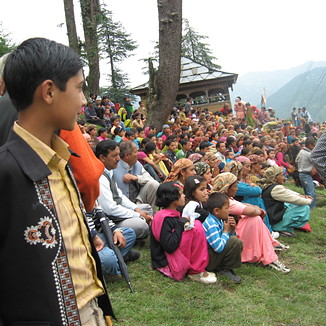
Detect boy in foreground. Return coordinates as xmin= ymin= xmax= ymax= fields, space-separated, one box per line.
xmin=0 ymin=38 xmax=114 ymax=325
xmin=203 ymin=192 xmax=243 ymax=283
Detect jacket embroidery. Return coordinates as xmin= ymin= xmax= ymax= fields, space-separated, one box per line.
xmin=35 ymin=177 xmax=81 ymax=326
xmin=24 ymin=216 xmax=57 ymax=248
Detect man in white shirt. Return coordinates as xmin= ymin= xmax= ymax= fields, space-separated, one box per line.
xmin=96 ymin=140 xmax=151 ymax=239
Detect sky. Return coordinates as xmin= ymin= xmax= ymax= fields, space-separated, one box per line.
xmin=1 ymin=0 xmax=325 ymax=88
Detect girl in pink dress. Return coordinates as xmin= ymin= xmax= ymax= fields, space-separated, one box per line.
xmin=211 ymin=172 xmax=291 ymax=273
xmin=150 ymin=182 xmax=216 ymax=283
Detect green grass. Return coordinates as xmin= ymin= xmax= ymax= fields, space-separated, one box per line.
xmin=107 ymin=183 xmax=326 ymax=326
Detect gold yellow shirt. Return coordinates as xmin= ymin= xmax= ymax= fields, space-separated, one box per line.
xmin=13 ymin=122 xmax=104 ymax=309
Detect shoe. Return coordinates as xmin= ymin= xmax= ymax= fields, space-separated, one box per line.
xmin=268 ymin=260 xmax=291 ymax=273
xmin=123 ymin=249 xmax=140 ymax=263
xmin=219 ymin=270 xmax=241 ymax=284
xmin=206 ymin=271 xmax=216 ymax=278
xmin=279 ymin=231 xmax=296 ymax=238
xmin=187 ymin=272 xmax=217 ymax=284
xmin=271 ymin=231 xmax=280 ymax=239
xmin=274 ymin=243 xmax=290 ymax=251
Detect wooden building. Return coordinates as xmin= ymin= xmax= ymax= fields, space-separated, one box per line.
xmin=131 ymin=57 xmax=238 ymax=112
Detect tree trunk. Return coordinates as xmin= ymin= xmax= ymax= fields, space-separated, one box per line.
xmin=80 ymin=0 xmax=101 ymax=94
xmin=146 ymin=0 xmax=182 ymax=131
xmin=63 ymin=0 xmax=80 ymax=55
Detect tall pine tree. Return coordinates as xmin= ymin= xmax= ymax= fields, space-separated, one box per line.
xmin=98 ymin=7 xmax=137 ymax=90
xmin=182 ymin=19 xmax=220 ymax=70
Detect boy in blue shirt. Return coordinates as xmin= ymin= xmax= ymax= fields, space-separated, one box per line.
xmin=203 ymin=192 xmax=243 ymax=283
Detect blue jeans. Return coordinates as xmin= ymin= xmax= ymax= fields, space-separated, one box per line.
xmin=97 ymin=227 xmax=136 ymax=275
xmin=144 ymin=163 xmax=162 ymax=182
xmin=299 ymin=172 xmax=316 ymax=209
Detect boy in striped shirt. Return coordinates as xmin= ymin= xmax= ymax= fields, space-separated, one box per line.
xmin=203 ymin=192 xmax=243 ymax=283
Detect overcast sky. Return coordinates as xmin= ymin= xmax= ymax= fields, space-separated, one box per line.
xmin=1 ymin=0 xmax=325 ymax=87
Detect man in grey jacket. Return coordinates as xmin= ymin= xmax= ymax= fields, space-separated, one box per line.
xmin=297 ymin=137 xmax=316 ymax=208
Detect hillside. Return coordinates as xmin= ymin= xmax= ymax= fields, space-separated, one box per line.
xmin=230 ymin=61 xmax=326 ymax=106
xmin=267 ymin=66 xmax=326 ymax=122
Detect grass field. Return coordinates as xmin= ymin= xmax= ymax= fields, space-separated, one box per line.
xmin=107 ymin=183 xmax=326 ymax=326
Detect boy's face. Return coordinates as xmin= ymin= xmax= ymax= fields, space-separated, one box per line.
xmin=215 ymin=202 xmax=229 ymax=220
xmin=52 ymin=69 xmax=86 ymax=131
xmin=168 ymin=141 xmax=177 ymax=152
xmin=268 ymin=151 xmax=275 ymax=159
xmin=138 ymin=131 xmax=145 ymax=138
xmin=183 ymin=141 xmax=192 ymax=151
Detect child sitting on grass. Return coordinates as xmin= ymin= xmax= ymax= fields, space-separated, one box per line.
xmin=150 ymin=182 xmax=216 ymax=283
xmin=182 ymin=175 xmax=209 ymax=229
xmin=203 ymin=192 xmax=243 ymax=283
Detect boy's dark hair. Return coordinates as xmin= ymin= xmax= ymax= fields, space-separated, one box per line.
xmin=4 ymin=37 xmax=84 ymax=112
xmin=147 ymin=133 xmax=155 ymax=139
xmin=180 ymin=139 xmax=190 ymax=147
xmin=184 ymin=175 xmax=205 ymax=201
xmin=216 ymin=141 xmax=225 ymax=149
xmin=98 ymin=127 xmax=108 ymax=136
xmin=136 ymin=127 xmax=144 ymax=133
xmin=95 ymin=139 xmax=118 ymax=158
xmin=199 ymin=141 xmax=210 ymax=150
xmin=267 ymin=149 xmax=275 ymax=155
xmin=125 ymin=130 xmax=135 ymax=137
xmin=164 ymin=138 xmax=177 ymax=147
xmin=206 ymin=192 xmax=229 ymax=214
xmin=110 ymin=115 xmax=120 ymax=123
xmin=225 ymin=150 xmax=232 ymax=157
xmin=156 ymin=182 xmax=182 ymax=208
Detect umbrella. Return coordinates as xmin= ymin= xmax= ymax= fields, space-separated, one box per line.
xmin=95 ymin=207 xmax=134 ymax=293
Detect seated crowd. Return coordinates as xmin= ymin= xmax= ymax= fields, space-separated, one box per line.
xmin=79 ymin=94 xmax=322 ymax=284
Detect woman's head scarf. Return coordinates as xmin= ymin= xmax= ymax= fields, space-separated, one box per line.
xmin=211 ymin=172 xmax=237 ymax=194
xmin=188 ymin=153 xmax=203 ymax=163
xmin=235 ymin=155 xmax=250 ymax=163
xmin=165 ymin=158 xmax=193 ymax=182
xmin=194 ymin=162 xmax=210 ymax=176
xmin=224 ymin=161 xmax=243 ymax=177
xmin=258 ymin=166 xmax=283 ymax=189
xmin=202 ymin=152 xmax=216 ymax=162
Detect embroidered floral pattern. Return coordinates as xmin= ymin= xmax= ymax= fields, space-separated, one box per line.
xmin=24 ymin=216 xmax=57 ymax=248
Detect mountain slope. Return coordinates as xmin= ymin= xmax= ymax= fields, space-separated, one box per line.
xmin=231 ymin=61 xmax=326 ymax=105
xmin=266 ymin=67 xmax=326 ymax=122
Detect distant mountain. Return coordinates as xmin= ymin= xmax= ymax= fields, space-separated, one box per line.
xmin=230 ymin=61 xmax=326 ymax=106
xmin=266 ymin=67 xmax=326 ymax=122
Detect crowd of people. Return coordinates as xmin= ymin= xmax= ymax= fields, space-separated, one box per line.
xmin=0 ymin=37 xmax=325 ymax=324
xmin=74 ymin=91 xmax=324 ymax=286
